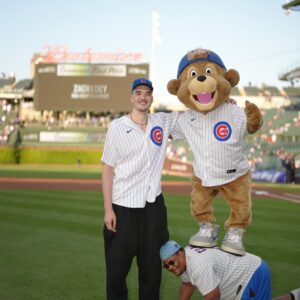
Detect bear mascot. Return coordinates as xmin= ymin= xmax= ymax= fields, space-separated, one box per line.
xmin=168 ymin=48 xmax=263 ymax=255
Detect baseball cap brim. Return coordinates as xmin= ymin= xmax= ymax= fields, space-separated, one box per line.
xmin=160 ymin=240 xmax=182 ymax=261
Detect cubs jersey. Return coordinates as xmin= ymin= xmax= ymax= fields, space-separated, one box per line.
xmin=181 ymin=246 xmax=261 ymax=299
xmin=172 ymin=103 xmax=250 ymax=186
xmin=101 ymin=112 xmax=179 ymax=208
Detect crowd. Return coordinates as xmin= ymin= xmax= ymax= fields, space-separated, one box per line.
xmin=166 ymin=143 xmax=190 ymax=162
xmin=1 ymin=94 xmax=299 ymax=179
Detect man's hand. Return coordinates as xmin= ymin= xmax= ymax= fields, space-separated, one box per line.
xmin=104 ymin=209 xmax=117 ymax=232
xmin=204 ymin=287 xmax=221 ymax=300
xmin=225 ymin=98 xmax=237 ymax=105
xmin=102 ymin=162 xmax=116 ymax=232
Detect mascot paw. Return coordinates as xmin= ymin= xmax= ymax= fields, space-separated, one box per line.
xmin=244 ymin=100 xmax=263 ymax=134
xmin=245 ymin=100 xmax=259 ymax=114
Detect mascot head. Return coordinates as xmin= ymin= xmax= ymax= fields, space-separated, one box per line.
xmin=168 ymin=48 xmax=240 ymax=113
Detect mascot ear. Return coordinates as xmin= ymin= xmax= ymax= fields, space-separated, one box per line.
xmin=225 ymin=69 xmax=240 ymax=87
xmin=167 ymin=79 xmax=181 ymax=95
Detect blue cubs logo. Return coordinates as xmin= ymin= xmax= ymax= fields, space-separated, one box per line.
xmin=150 ymin=126 xmax=163 ymax=146
xmin=213 ymin=121 xmax=232 ymax=141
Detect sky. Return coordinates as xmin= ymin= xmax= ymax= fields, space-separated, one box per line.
xmin=1 ymin=0 xmax=300 ymax=105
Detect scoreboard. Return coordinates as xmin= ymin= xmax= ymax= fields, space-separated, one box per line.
xmin=34 ymin=63 xmax=149 ymax=112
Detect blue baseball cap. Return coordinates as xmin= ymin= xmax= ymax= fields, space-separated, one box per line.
xmin=132 ymin=78 xmax=153 ymax=92
xmin=160 ymin=240 xmax=182 ymax=261
xmin=177 ymin=49 xmax=227 ymax=78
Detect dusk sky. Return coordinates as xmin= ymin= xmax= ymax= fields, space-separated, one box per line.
xmin=1 ymin=0 xmax=299 ymax=104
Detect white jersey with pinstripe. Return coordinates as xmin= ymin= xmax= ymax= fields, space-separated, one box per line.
xmin=101 ymin=112 xmax=179 ymax=208
xmin=172 ymin=103 xmax=249 ymax=186
xmin=181 ymin=246 xmax=261 ymax=300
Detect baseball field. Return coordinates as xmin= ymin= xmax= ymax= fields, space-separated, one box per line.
xmin=0 ymin=165 xmax=299 ymax=300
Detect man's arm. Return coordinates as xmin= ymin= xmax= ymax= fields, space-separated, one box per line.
xmin=179 ymin=282 xmax=195 ymax=300
xmin=203 ymin=287 xmax=221 ymax=300
xmin=102 ymin=162 xmax=116 ymax=232
xmin=179 ymin=281 xmax=220 ymax=300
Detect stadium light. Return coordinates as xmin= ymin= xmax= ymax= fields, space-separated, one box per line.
xmin=282 ymin=0 xmax=300 ymax=14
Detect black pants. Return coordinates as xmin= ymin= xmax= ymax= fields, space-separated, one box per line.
xmin=103 ymin=194 xmax=169 ymax=300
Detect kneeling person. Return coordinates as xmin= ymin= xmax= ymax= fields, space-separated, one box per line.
xmin=160 ymin=240 xmax=299 ymax=300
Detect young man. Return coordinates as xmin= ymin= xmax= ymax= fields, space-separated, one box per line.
xmin=160 ymin=240 xmax=300 ymax=300
xmin=101 ymin=78 xmax=179 ymax=300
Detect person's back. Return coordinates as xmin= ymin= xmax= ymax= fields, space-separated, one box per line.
xmin=183 ymin=246 xmax=261 ymax=299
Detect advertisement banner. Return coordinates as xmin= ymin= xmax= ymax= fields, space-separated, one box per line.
xmin=39 ymin=131 xmax=106 ymax=143
xmin=163 ymin=157 xmax=193 ymax=177
xmin=252 ymin=170 xmax=286 ymax=183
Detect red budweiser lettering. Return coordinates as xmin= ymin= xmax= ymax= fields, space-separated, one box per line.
xmin=40 ymin=46 xmax=143 ymax=63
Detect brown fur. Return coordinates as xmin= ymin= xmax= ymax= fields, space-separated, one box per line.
xmin=191 ymin=171 xmax=252 ymax=229
xmin=168 ymin=60 xmax=240 ymax=114
xmin=187 ymin=49 xmax=209 ymax=60
xmin=245 ymin=100 xmax=263 ymax=133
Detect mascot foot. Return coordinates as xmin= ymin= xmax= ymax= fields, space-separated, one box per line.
xmin=221 ymin=227 xmax=245 ymax=256
xmin=189 ymin=222 xmax=219 ymax=247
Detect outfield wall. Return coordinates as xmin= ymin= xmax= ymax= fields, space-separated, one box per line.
xmin=0 ymin=146 xmax=102 ymax=165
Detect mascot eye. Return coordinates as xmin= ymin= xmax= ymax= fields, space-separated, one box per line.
xmin=190 ymin=69 xmax=198 ymax=77
xmin=205 ymin=67 xmax=213 ymax=74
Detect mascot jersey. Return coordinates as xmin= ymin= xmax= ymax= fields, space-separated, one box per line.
xmin=172 ymin=103 xmax=250 ymax=186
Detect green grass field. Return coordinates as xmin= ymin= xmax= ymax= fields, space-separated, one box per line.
xmin=0 ymin=165 xmax=299 ymax=299
xmin=0 ymin=164 xmax=190 ymax=182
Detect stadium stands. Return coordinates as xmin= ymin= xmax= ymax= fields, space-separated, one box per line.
xmin=0 ymin=73 xmax=299 ymax=182
xmin=243 ymin=86 xmax=261 ymax=96
xmin=13 ymin=79 xmax=33 ymax=90
xmin=261 ymin=86 xmax=282 ymax=97
xmin=230 ymin=86 xmax=240 ymax=96
xmin=283 ymin=87 xmax=300 ymax=97
xmin=0 ymin=77 xmax=15 ymax=88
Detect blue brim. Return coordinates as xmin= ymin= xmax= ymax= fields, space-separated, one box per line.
xmin=160 ymin=240 xmax=182 ymax=261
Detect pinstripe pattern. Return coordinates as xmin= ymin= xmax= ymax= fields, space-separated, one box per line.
xmin=172 ymin=103 xmax=249 ymax=186
xmin=101 ymin=112 xmax=179 ymax=208
xmin=181 ymin=246 xmax=261 ymax=299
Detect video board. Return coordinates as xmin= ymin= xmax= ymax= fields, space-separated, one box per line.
xmin=34 ymin=63 xmax=149 ymax=112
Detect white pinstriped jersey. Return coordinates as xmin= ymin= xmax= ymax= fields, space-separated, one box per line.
xmin=181 ymin=246 xmax=261 ymax=300
xmin=101 ymin=112 xmax=179 ymax=208
xmin=172 ymin=103 xmax=250 ymax=186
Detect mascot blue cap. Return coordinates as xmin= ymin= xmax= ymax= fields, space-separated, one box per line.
xmin=177 ymin=49 xmax=226 ymax=78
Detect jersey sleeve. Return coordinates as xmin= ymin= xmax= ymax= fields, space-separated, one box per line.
xmin=234 ymin=105 xmax=248 ymax=137
xmin=189 ymin=260 xmax=220 ymax=296
xmin=101 ymin=122 xmax=119 ymax=167
xmin=181 ymin=272 xmax=191 ymax=283
xmin=170 ymin=112 xmax=185 ymax=140
xmin=159 ymin=111 xmax=184 ymax=140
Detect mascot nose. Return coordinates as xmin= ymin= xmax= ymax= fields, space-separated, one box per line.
xmin=197 ymin=75 xmax=206 ymax=82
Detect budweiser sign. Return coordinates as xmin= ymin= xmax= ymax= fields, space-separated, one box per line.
xmin=34 ymin=46 xmax=144 ymax=63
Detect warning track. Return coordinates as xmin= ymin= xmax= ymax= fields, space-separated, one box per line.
xmin=0 ymin=177 xmax=299 ymax=204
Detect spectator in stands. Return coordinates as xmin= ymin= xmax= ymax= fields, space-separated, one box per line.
xmin=166 ymin=144 xmax=176 ymax=159
xmin=282 ymin=154 xmax=294 ymax=183
xmin=176 ymin=146 xmax=187 ymax=162
xmin=160 ymin=240 xmax=300 ymax=300
xmin=290 ymin=156 xmax=296 ymax=184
